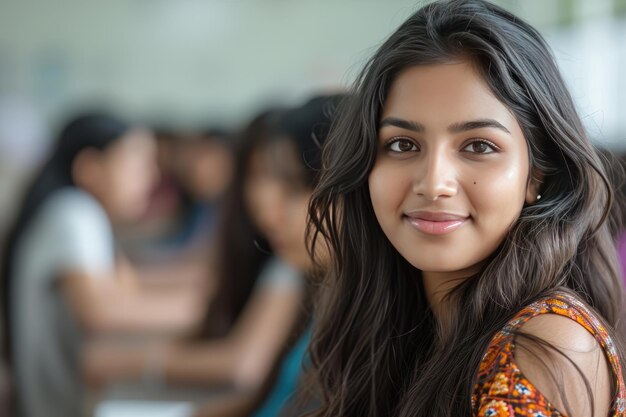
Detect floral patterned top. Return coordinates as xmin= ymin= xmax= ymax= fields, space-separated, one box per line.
xmin=472 ymin=291 xmax=626 ymax=416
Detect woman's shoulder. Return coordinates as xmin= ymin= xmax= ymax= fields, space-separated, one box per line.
xmin=20 ymin=187 xmax=109 ymax=246
xmin=45 ymin=187 xmax=104 ymax=215
xmin=255 ymin=257 xmax=304 ymax=292
xmin=41 ymin=187 xmax=110 ymax=231
xmin=473 ymin=291 xmax=626 ymax=417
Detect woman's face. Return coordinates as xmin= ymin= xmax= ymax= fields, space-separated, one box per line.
xmin=369 ymin=62 xmax=538 ymax=277
xmin=99 ymin=129 xmax=158 ymax=221
xmin=178 ymin=138 xmax=234 ymax=201
xmin=244 ymin=140 xmax=313 ymax=271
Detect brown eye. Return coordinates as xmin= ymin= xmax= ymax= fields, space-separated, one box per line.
xmin=388 ymin=138 xmax=418 ymax=153
xmin=462 ymin=140 xmax=496 ymax=154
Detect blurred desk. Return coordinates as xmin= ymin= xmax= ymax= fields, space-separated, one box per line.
xmin=95 ymin=400 xmax=193 ymax=417
xmin=91 ymin=381 xmax=231 ymax=417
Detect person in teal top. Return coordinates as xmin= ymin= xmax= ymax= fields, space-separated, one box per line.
xmin=252 ymin=325 xmax=312 ymax=417
xmin=192 ymin=95 xmax=346 ymax=417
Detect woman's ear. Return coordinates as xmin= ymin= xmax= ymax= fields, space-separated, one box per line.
xmin=525 ymin=171 xmax=544 ymax=204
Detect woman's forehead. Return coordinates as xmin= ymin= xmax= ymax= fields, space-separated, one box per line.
xmin=381 ymin=63 xmax=517 ymax=132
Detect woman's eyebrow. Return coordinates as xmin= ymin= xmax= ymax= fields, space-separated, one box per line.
xmin=379 ymin=117 xmax=425 ymax=132
xmin=448 ymin=119 xmax=511 ymax=134
xmin=379 ymin=117 xmax=511 ymax=135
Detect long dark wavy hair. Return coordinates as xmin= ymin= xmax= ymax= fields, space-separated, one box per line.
xmin=306 ymin=1 xmax=625 ymax=416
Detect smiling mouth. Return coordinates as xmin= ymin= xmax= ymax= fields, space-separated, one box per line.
xmin=403 ymin=211 xmax=469 ymax=235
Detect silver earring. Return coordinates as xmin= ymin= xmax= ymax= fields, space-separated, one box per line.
xmin=536 ymin=194 xmax=542 ymax=201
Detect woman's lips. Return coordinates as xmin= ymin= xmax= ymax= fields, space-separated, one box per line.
xmin=404 ymin=211 xmax=469 ymax=235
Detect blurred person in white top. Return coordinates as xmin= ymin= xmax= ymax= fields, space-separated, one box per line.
xmin=0 ymin=112 xmax=203 ymax=417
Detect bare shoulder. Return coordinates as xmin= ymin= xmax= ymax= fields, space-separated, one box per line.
xmin=514 ymin=313 xmax=612 ymax=417
xmin=519 ymin=313 xmax=601 ymax=353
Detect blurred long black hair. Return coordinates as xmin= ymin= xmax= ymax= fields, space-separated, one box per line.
xmin=1 ymin=113 xmax=133 ymax=364
xmin=198 ymin=94 xmax=345 ymax=338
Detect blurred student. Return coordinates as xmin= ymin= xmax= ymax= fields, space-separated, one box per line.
xmin=234 ymin=96 xmax=342 ymax=417
xmin=173 ymin=129 xmax=234 ymax=246
xmin=117 ymin=128 xmax=235 ymax=312
xmin=0 ymin=113 xmax=202 ymax=417
xmin=87 ymin=95 xmax=343 ymax=417
xmin=130 ymin=128 xmax=234 ymax=253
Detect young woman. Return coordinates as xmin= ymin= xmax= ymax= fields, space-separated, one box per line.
xmin=306 ymin=1 xmax=626 ymax=416
xmin=87 ymin=95 xmax=342 ymax=417
xmin=0 ymin=113 xmax=202 ymax=417
xmin=194 ymin=96 xmax=340 ymax=417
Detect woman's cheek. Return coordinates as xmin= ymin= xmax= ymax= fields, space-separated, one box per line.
xmin=369 ymin=161 xmax=411 ymax=220
xmin=468 ymin=162 xmax=527 ymax=235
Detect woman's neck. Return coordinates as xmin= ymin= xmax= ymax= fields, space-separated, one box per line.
xmin=421 ymin=264 xmax=483 ymax=324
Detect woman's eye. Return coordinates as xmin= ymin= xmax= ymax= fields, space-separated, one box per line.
xmin=462 ymin=140 xmax=497 ymax=154
xmin=388 ymin=138 xmax=418 ymax=153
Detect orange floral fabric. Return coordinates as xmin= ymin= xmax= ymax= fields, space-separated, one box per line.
xmin=472 ymin=291 xmax=626 ymax=416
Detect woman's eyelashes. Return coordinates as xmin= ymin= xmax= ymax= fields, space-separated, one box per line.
xmin=461 ymin=139 xmax=500 ymax=155
xmin=385 ymin=137 xmax=419 ymax=153
xmin=382 ymin=136 xmax=501 ymax=156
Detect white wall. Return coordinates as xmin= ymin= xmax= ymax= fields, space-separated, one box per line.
xmin=3 ymin=0 xmax=618 ymax=127
xmin=0 ymin=0 xmax=429 ymax=128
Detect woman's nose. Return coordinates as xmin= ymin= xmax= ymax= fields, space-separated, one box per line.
xmin=411 ymin=149 xmax=458 ymax=201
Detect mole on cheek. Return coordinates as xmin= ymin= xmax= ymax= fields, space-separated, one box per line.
xmin=474 ymin=181 xmax=477 ymax=185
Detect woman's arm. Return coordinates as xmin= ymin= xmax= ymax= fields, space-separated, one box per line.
xmin=44 ymin=190 xmax=206 ymax=336
xmin=84 ymin=285 xmax=303 ymax=389
xmin=60 ymin=262 xmax=204 ymax=335
xmin=165 ymin=286 xmax=303 ymax=388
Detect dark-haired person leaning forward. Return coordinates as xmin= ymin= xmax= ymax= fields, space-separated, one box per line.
xmin=1 ymin=113 xmax=203 ymax=417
